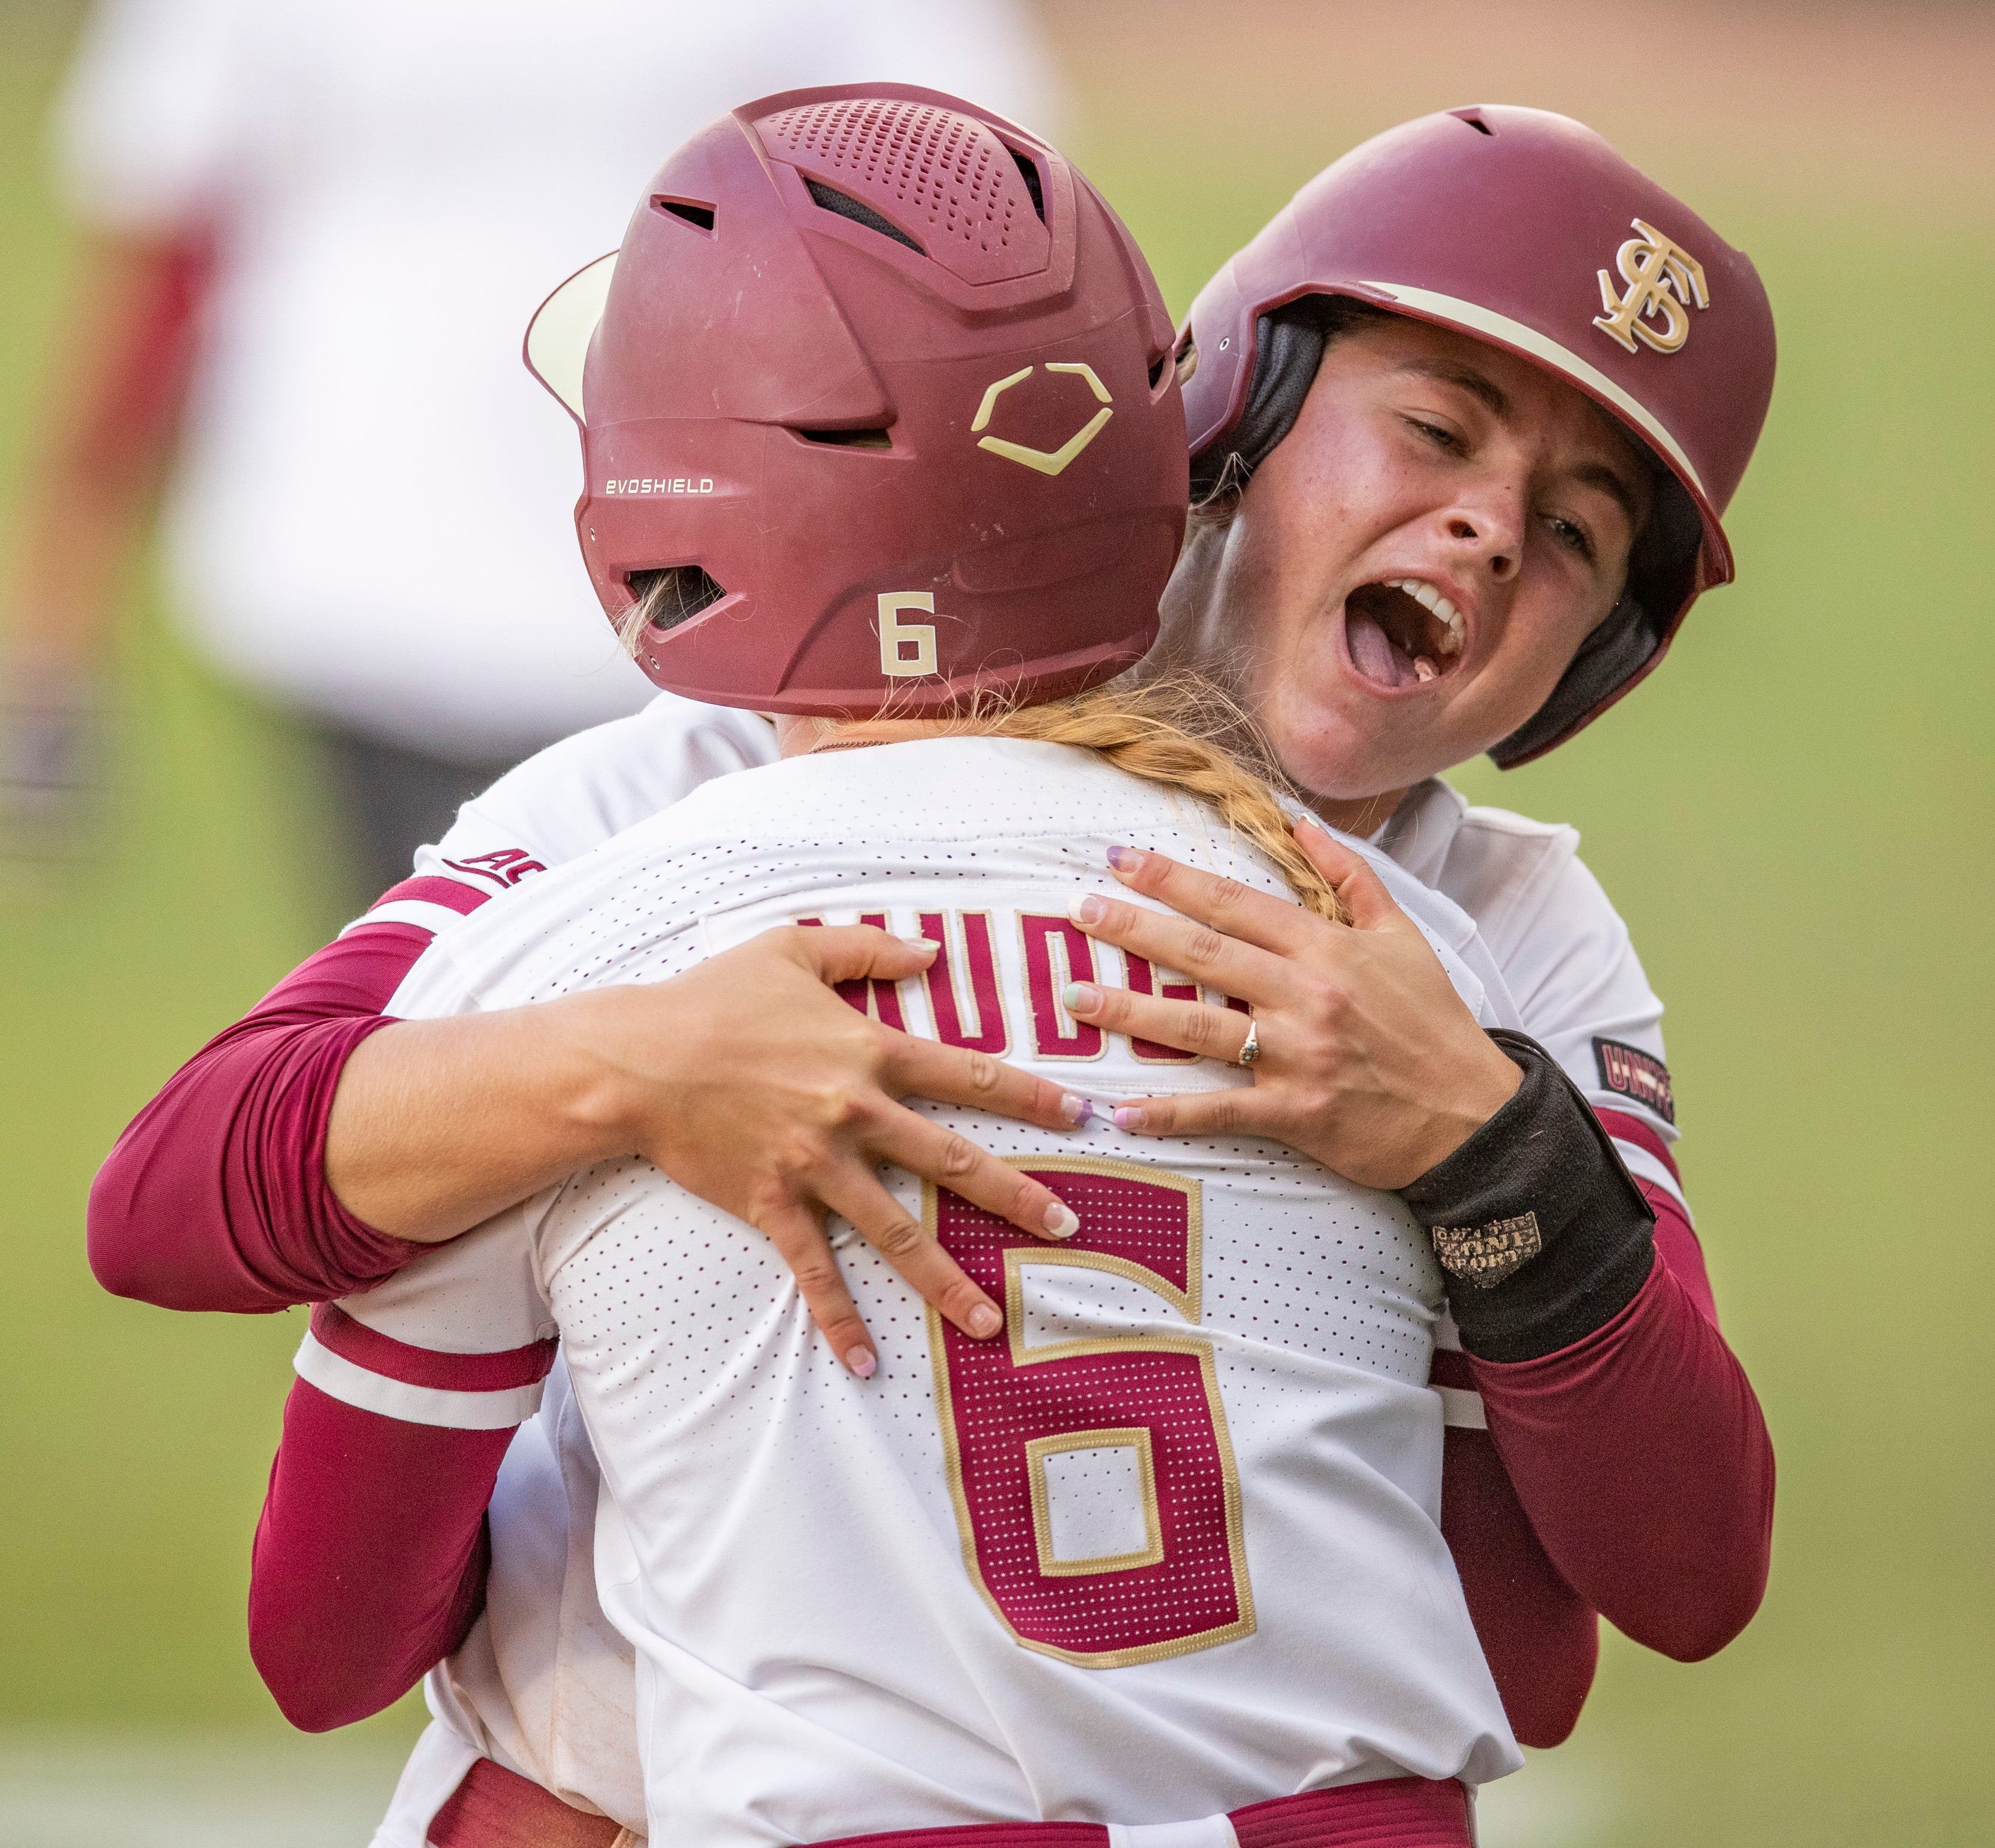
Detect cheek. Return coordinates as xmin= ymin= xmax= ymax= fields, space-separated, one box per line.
xmin=1483 ymin=579 xmax=1612 ymax=721
xmin=1246 ymin=412 xmax=1427 ymax=595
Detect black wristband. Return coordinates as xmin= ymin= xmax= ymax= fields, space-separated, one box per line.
xmin=1398 ymin=1029 xmax=1656 ymax=1363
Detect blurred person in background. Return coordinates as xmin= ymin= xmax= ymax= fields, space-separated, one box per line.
xmin=0 ymin=0 xmax=1057 ymax=902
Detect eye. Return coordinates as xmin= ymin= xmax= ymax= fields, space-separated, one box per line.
xmin=1542 ymin=512 xmax=1595 ymax=562
xmin=1403 ymin=416 xmax=1464 ymax=453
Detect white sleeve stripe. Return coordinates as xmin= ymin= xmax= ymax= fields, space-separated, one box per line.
xmin=294 ymin=1331 xmax=543 ymax=1430
xmin=1437 ymin=1386 xmax=1487 ymax=1430
xmin=338 ymin=900 xmax=470 ymax=939
xmin=1613 ymin=1139 xmax=1691 ymax=1220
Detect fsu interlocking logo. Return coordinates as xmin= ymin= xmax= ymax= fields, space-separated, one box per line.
xmin=971 ymin=362 xmax=1114 ymax=477
xmin=1593 ymin=218 xmax=1710 ymax=356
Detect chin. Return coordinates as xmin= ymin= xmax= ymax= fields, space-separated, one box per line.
xmin=1266 ymin=700 xmax=1435 ymax=804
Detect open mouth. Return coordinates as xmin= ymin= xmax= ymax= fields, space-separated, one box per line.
xmin=1342 ymin=578 xmax=1467 ymax=691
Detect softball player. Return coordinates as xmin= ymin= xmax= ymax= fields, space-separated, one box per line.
xmin=255 ymin=88 xmax=1522 ymax=1845
xmin=92 ymin=97 xmax=1774 ymax=1848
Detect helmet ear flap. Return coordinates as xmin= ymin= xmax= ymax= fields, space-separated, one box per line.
xmin=1188 ymin=297 xmax=1395 ymax=507
xmin=1189 ymin=311 xmax=1322 ymax=507
xmin=1489 ymin=469 xmax=1703 ymax=767
xmin=1489 ymin=592 xmax=1653 ymax=767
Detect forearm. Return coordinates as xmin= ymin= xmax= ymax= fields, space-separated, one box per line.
xmin=250 ymin=1380 xmax=510 ymax=1730
xmin=1440 ymin=1424 xmax=1596 ymax=1748
xmin=325 ymin=992 xmax=637 ymax=1242
xmin=87 ymin=888 xmax=631 ymax=1302
xmin=1470 ymin=1204 xmax=1774 ymax=1660
xmin=1404 ymin=1036 xmax=1774 ymax=1659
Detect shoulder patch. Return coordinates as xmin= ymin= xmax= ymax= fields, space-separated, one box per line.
xmin=1593 ymin=1037 xmax=1674 ymax=1124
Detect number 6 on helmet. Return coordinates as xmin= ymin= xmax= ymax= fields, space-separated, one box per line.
xmin=878 ymin=592 xmax=940 ymax=679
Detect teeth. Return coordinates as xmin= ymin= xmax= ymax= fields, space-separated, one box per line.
xmin=1413 ymin=657 xmax=1438 ymax=682
xmin=1389 ymin=578 xmax=1466 ymax=657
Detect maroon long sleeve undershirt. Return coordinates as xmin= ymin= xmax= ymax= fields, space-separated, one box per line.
xmin=87 ymin=921 xmax=426 ymax=1311
xmin=96 ymin=915 xmax=1770 ymax=1746
xmin=1470 ymin=1188 xmax=1773 ymax=1667
xmin=250 ymin=1377 xmax=511 ymax=1732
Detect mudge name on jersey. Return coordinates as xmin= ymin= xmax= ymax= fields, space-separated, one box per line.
xmin=800 ymin=909 xmax=1245 ymax=1067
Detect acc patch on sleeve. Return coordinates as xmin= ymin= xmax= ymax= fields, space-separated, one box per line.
xmin=1593 ymin=1037 xmax=1674 ymax=1124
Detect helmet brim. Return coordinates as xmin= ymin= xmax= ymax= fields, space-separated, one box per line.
xmin=524 ymin=250 xmax=619 ymax=424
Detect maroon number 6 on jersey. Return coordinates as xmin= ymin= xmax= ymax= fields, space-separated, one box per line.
xmin=926 ymin=1159 xmax=1255 ymax=1668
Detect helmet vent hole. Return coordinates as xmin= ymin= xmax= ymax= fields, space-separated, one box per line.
xmin=652 ymin=196 xmax=717 ymax=231
xmin=1009 ymin=149 xmax=1045 ymax=222
xmin=624 ymin=566 xmax=726 ymax=643
xmin=1148 ymin=352 xmax=1168 ymax=388
xmin=794 ymin=425 xmax=893 ymax=449
xmin=804 ymin=179 xmax=923 ymax=253
xmin=1449 ymin=108 xmax=1495 ymax=136
xmin=758 ymin=99 xmax=1047 ymax=280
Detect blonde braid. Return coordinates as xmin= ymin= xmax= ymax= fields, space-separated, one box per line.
xmin=978 ymin=677 xmax=1349 ymax=925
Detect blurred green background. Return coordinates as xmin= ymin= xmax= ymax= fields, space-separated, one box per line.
xmin=2 ymin=1 xmax=1990 ymax=1842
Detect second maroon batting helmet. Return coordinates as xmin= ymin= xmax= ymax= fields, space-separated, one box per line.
xmin=525 ymin=84 xmax=1186 ymax=717
xmin=1181 ymin=105 xmax=1776 ymax=765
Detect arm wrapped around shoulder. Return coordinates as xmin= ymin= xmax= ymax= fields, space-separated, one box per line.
xmin=1400 ymin=1030 xmax=1655 ymax=1362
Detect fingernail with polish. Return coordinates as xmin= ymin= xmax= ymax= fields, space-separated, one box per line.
xmin=1113 ymin=1105 xmax=1148 ymax=1132
xmin=1068 ymin=893 xmax=1105 ymax=928
xmin=1062 ymin=981 xmax=1101 ymax=1016
xmin=968 ymin=1304 xmax=1002 ymax=1338
xmin=1059 ymin=1092 xmax=1094 ymax=1126
xmin=899 ymin=935 xmax=940 ymax=954
xmin=1107 ymin=845 xmax=1142 ymax=873
xmin=846 ymin=1347 xmax=877 ymax=1378
xmin=1043 ymin=1201 xmax=1080 ymax=1240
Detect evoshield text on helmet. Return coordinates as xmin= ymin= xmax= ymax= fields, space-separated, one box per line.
xmin=525 ymin=84 xmax=1187 ymax=717
xmin=1180 ymin=105 xmax=1776 ymax=764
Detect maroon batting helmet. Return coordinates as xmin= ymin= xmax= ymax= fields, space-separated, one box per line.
xmin=1181 ymin=105 xmax=1776 ymax=765
xmin=525 ymin=84 xmax=1186 ymax=717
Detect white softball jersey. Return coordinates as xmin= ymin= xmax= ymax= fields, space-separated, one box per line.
xmin=355 ymin=696 xmax=1679 ymax=1845
xmin=53 ymin=0 xmax=1058 ymax=758
xmin=316 ymin=737 xmax=1523 ymax=1846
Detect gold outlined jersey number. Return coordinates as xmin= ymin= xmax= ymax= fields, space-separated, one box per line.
xmin=925 ymin=1157 xmax=1254 ymax=1668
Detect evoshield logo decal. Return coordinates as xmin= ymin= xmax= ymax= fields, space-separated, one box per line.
xmin=972 ymin=362 xmax=1114 ymax=477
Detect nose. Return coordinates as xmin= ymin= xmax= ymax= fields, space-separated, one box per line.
xmin=1443 ymin=495 xmax=1522 ymax=583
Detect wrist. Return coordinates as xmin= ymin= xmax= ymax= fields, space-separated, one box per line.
xmin=540 ymin=990 xmax=655 ymax=1162
xmin=1399 ymin=1034 xmax=1524 ymax=1179
xmin=542 ymin=986 xmax=703 ymax=1172
xmin=1398 ymin=1030 xmax=1656 ymax=1361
